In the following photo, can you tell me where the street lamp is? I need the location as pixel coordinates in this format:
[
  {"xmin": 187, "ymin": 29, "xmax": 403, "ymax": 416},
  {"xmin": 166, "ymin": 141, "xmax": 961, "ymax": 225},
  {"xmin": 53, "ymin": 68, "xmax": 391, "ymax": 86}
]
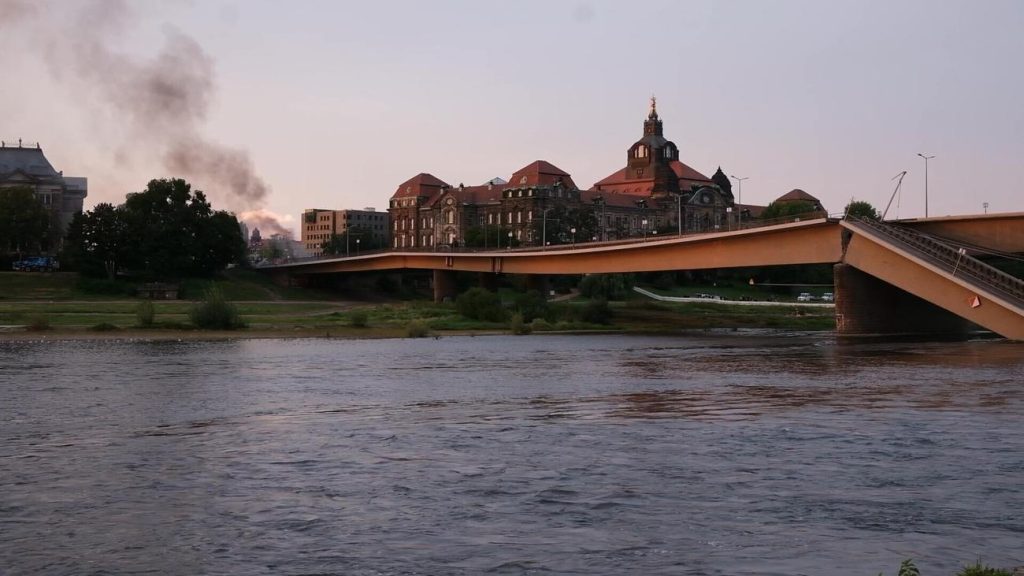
[
  {"xmin": 507, "ymin": 230, "xmax": 513, "ymax": 250},
  {"xmin": 726, "ymin": 206, "xmax": 733, "ymax": 231},
  {"xmin": 983, "ymin": 202, "xmax": 989, "ymax": 214},
  {"xmin": 355, "ymin": 238, "xmax": 360, "ymax": 256},
  {"xmin": 570, "ymin": 227, "xmax": 576, "ymax": 247},
  {"xmin": 730, "ymin": 175, "xmax": 748, "ymax": 229},
  {"xmin": 918, "ymin": 153, "xmax": 934, "ymax": 217},
  {"xmin": 542, "ymin": 207, "xmax": 554, "ymax": 248}
]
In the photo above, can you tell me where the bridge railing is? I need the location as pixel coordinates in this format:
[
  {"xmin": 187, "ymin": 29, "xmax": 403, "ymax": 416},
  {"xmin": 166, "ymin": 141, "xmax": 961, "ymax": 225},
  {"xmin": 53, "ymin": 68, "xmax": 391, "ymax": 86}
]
[{"xmin": 848, "ymin": 218, "xmax": 1024, "ymax": 306}]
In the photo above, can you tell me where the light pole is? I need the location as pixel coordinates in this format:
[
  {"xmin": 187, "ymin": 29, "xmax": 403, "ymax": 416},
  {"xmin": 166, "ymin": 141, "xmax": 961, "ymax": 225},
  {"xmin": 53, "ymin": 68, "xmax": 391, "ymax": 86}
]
[
  {"xmin": 918, "ymin": 153, "xmax": 934, "ymax": 217},
  {"xmin": 355, "ymin": 238, "xmax": 360, "ymax": 256},
  {"xmin": 542, "ymin": 207, "xmax": 553, "ymax": 248},
  {"xmin": 726, "ymin": 206, "xmax": 733, "ymax": 231},
  {"xmin": 641, "ymin": 218, "xmax": 648, "ymax": 241},
  {"xmin": 730, "ymin": 175, "xmax": 748, "ymax": 228},
  {"xmin": 570, "ymin": 227, "xmax": 576, "ymax": 247},
  {"xmin": 983, "ymin": 202, "xmax": 989, "ymax": 214},
  {"xmin": 507, "ymin": 230, "xmax": 513, "ymax": 250},
  {"xmin": 592, "ymin": 196, "xmax": 606, "ymax": 241}
]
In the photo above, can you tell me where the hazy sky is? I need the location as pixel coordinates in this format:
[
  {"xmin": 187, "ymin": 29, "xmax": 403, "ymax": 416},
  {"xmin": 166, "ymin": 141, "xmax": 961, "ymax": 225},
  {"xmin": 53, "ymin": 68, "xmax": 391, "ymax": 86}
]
[{"xmin": 2, "ymin": 0, "xmax": 1022, "ymax": 237}]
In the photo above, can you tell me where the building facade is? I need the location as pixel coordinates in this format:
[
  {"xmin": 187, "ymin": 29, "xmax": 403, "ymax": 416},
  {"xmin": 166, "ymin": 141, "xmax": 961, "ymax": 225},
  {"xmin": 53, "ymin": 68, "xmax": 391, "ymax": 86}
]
[
  {"xmin": 0, "ymin": 141, "xmax": 88, "ymax": 238},
  {"xmin": 301, "ymin": 207, "xmax": 389, "ymax": 257},
  {"xmin": 387, "ymin": 102, "xmax": 740, "ymax": 248}
]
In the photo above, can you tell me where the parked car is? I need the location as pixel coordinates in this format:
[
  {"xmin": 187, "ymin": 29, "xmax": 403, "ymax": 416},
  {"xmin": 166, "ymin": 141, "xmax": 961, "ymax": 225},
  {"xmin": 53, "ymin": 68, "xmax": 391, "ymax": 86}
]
[
  {"xmin": 821, "ymin": 292, "xmax": 835, "ymax": 302},
  {"xmin": 797, "ymin": 292, "xmax": 814, "ymax": 302},
  {"xmin": 12, "ymin": 256, "xmax": 58, "ymax": 272}
]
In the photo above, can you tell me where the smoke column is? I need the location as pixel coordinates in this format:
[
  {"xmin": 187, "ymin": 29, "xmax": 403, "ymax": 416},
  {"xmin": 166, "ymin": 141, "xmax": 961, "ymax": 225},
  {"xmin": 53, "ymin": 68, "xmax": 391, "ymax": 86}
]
[{"xmin": 4, "ymin": 0, "xmax": 292, "ymax": 237}]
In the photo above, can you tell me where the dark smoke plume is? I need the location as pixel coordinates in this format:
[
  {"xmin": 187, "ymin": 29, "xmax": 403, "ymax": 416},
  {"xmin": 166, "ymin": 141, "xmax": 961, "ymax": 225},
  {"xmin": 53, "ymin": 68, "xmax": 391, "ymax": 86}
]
[{"xmin": 14, "ymin": 0, "xmax": 292, "ymax": 236}]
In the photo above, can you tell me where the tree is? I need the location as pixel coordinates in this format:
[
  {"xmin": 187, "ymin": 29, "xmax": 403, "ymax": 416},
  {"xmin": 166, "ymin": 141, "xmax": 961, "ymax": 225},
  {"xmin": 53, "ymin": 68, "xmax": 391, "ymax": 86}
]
[
  {"xmin": 321, "ymin": 225, "xmax": 384, "ymax": 256},
  {"xmin": 844, "ymin": 200, "xmax": 881, "ymax": 221},
  {"xmin": 760, "ymin": 200, "xmax": 818, "ymax": 221},
  {"xmin": 64, "ymin": 178, "xmax": 245, "ymax": 279},
  {"xmin": 62, "ymin": 203, "xmax": 128, "ymax": 280},
  {"xmin": 0, "ymin": 186, "xmax": 50, "ymax": 257}
]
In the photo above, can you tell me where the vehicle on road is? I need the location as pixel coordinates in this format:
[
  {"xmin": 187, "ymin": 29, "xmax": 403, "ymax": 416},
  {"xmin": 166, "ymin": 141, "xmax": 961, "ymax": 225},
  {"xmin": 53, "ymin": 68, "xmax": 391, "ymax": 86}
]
[
  {"xmin": 12, "ymin": 257, "xmax": 58, "ymax": 272},
  {"xmin": 797, "ymin": 292, "xmax": 814, "ymax": 302},
  {"xmin": 821, "ymin": 292, "xmax": 835, "ymax": 302}
]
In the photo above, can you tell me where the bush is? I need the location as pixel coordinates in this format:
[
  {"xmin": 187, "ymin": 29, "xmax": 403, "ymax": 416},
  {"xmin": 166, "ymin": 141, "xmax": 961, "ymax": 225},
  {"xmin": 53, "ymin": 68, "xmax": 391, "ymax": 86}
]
[
  {"xmin": 509, "ymin": 313, "xmax": 531, "ymax": 335},
  {"xmin": 513, "ymin": 290, "xmax": 548, "ymax": 322},
  {"xmin": 456, "ymin": 287, "xmax": 507, "ymax": 322},
  {"xmin": 956, "ymin": 561, "xmax": 1013, "ymax": 576},
  {"xmin": 26, "ymin": 315, "xmax": 51, "ymax": 331},
  {"xmin": 189, "ymin": 287, "xmax": 246, "ymax": 330},
  {"xmin": 350, "ymin": 309, "xmax": 369, "ymax": 328},
  {"xmin": 406, "ymin": 320, "xmax": 430, "ymax": 338},
  {"xmin": 136, "ymin": 300, "xmax": 155, "ymax": 327},
  {"xmin": 578, "ymin": 274, "xmax": 634, "ymax": 301},
  {"xmin": 90, "ymin": 322, "xmax": 120, "ymax": 332},
  {"xmin": 580, "ymin": 298, "xmax": 613, "ymax": 325},
  {"xmin": 531, "ymin": 318, "xmax": 552, "ymax": 332}
]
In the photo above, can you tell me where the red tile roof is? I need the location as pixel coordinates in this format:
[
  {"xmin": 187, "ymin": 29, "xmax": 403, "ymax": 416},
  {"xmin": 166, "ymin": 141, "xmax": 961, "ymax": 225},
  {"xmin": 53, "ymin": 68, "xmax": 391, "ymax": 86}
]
[
  {"xmin": 776, "ymin": 189, "xmax": 819, "ymax": 203},
  {"xmin": 508, "ymin": 160, "xmax": 577, "ymax": 189},
  {"xmin": 669, "ymin": 161, "xmax": 712, "ymax": 184},
  {"xmin": 391, "ymin": 173, "xmax": 450, "ymax": 199}
]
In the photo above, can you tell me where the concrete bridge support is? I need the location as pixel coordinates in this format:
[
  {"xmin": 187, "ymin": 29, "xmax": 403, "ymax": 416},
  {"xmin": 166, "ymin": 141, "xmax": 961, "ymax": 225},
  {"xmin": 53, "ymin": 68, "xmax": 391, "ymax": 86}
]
[
  {"xmin": 833, "ymin": 263, "xmax": 969, "ymax": 338},
  {"xmin": 433, "ymin": 269, "xmax": 458, "ymax": 303}
]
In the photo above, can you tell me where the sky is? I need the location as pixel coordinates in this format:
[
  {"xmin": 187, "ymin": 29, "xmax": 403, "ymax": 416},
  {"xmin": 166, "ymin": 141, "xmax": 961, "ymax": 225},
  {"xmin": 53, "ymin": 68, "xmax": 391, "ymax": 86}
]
[{"xmin": 2, "ymin": 0, "xmax": 1022, "ymax": 238}]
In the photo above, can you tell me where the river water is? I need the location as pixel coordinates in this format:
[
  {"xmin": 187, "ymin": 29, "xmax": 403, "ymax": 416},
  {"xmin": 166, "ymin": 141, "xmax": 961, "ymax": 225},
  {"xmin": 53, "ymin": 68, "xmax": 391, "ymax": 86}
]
[{"xmin": 1, "ymin": 333, "xmax": 1022, "ymax": 575}]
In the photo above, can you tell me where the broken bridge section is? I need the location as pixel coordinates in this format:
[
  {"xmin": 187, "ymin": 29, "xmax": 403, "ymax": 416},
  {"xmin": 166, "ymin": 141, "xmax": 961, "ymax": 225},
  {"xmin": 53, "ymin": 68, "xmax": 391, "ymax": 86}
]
[{"xmin": 839, "ymin": 219, "xmax": 1024, "ymax": 340}]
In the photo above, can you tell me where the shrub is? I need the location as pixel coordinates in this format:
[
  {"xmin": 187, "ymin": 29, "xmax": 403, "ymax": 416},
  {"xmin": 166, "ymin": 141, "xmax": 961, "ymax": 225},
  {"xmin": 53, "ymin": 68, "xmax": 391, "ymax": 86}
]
[
  {"xmin": 455, "ymin": 287, "xmax": 507, "ymax": 322},
  {"xmin": 956, "ymin": 561, "xmax": 1013, "ymax": 576},
  {"xmin": 136, "ymin": 300, "xmax": 155, "ymax": 327},
  {"xmin": 406, "ymin": 320, "xmax": 430, "ymax": 338},
  {"xmin": 26, "ymin": 315, "xmax": 51, "ymax": 331},
  {"xmin": 90, "ymin": 322, "xmax": 120, "ymax": 332},
  {"xmin": 531, "ymin": 318, "xmax": 552, "ymax": 332},
  {"xmin": 350, "ymin": 309, "xmax": 369, "ymax": 328},
  {"xmin": 578, "ymin": 274, "xmax": 634, "ymax": 301},
  {"xmin": 580, "ymin": 298, "xmax": 613, "ymax": 325},
  {"xmin": 189, "ymin": 287, "xmax": 246, "ymax": 330},
  {"xmin": 513, "ymin": 290, "xmax": 549, "ymax": 322},
  {"xmin": 509, "ymin": 313, "xmax": 531, "ymax": 335}
]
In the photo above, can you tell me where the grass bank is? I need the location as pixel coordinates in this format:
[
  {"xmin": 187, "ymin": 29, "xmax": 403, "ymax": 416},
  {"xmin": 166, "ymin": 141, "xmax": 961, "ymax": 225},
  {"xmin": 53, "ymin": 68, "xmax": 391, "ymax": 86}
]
[{"xmin": 0, "ymin": 271, "xmax": 836, "ymax": 339}]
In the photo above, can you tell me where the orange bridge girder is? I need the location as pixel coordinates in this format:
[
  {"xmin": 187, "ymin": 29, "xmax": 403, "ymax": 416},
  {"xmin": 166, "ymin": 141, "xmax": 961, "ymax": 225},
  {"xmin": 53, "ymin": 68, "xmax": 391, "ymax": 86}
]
[{"xmin": 268, "ymin": 218, "xmax": 846, "ymax": 276}]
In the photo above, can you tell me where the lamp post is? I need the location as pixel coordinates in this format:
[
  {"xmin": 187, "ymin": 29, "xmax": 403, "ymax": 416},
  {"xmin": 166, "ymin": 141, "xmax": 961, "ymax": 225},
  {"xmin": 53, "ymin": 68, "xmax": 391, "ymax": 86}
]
[
  {"xmin": 570, "ymin": 227, "xmax": 576, "ymax": 247},
  {"xmin": 635, "ymin": 198, "xmax": 648, "ymax": 239},
  {"xmin": 641, "ymin": 218, "xmax": 648, "ymax": 241},
  {"xmin": 355, "ymin": 238, "xmax": 360, "ymax": 256},
  {"xmin": 542, "ymin": 207, "xmax": 553, "ymax": 248},
  {"xmin": 726, "ymin": 206, "xmax": 733, "ymax": 231},
  {"xmin": 730, "ymin": 175, "xmax": 748, "ymax": 229},
  {"xmin": 918, "ymin": 153, "xmax": 934, "ymax": 217},
  {"xmin": 983, "ymin": 202, "xmax": 989, "ymax": 214},
  {"xmin": 507, "ymin": 230, "xmax": 513, "ymax": 250}
]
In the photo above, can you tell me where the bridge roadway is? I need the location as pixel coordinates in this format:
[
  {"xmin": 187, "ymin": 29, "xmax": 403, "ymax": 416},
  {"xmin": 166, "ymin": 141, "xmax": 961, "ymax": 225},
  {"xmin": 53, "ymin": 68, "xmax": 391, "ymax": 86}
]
[{"xmin": 264, "ymin": 213, "xmax": 1024, "ymax": 340}]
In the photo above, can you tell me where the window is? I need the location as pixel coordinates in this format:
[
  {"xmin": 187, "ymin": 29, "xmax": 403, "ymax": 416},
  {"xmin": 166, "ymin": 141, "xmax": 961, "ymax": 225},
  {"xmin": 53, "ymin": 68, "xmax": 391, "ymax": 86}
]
[
  {"xmin": 528, "ymin": 210, "xmax": 533, "ymax": 221},
  {"xmin": 516, "ymin": 211, "xmax": 522, "ymax": 223},
  {"xmin": 507, "ymin": 211, "xmax": 512, "ymax": 224}
]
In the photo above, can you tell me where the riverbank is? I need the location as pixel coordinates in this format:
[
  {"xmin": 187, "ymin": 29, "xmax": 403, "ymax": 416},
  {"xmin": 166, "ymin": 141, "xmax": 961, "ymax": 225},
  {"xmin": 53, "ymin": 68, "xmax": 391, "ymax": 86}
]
[{"xmin": 0, "ymin": 270, "xmax": 836, "ymax": 340}]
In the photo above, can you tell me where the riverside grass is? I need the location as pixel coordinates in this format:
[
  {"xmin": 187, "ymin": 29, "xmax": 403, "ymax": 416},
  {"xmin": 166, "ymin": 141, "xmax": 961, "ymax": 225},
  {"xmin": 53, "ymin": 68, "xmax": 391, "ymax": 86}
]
[{"xmin": 0, "ymin": 271, "xmax": 836, "ymax": 337}]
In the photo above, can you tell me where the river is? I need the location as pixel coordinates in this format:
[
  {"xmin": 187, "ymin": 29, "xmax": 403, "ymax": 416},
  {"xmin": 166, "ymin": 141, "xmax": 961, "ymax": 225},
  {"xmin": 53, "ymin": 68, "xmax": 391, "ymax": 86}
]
[{"xmin": 1, "ymin": 333, "xmax": 1022, "ymax": 575}]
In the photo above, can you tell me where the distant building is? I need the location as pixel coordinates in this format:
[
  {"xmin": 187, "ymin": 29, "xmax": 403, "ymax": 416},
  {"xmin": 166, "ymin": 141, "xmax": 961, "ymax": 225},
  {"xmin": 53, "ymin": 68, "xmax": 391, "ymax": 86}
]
[
  {"xmin": 387, "ymin": 100, "xmax": 738, "ymax": 247},
  {"xmin": 0, "ymin": 141, "xmax": 88, "ymax": 237},
  {"xmin": 301, "ymin": 207, "xmax": 389, "ymax": 257}
]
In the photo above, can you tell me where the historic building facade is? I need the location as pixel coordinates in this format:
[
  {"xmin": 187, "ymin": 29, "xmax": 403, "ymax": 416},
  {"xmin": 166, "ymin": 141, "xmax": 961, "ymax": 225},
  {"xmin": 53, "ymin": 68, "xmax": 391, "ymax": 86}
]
[
  {"xmin": 301, "ymin": 207, "xmax": 389, "ymax": 257},
  {"xmin": 387, "ymin": 101, "xmax": 741, "ymax": 249},
  {"xmin": 0, "ymin": 141, "xmax": 88, "ymax": 236}
]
